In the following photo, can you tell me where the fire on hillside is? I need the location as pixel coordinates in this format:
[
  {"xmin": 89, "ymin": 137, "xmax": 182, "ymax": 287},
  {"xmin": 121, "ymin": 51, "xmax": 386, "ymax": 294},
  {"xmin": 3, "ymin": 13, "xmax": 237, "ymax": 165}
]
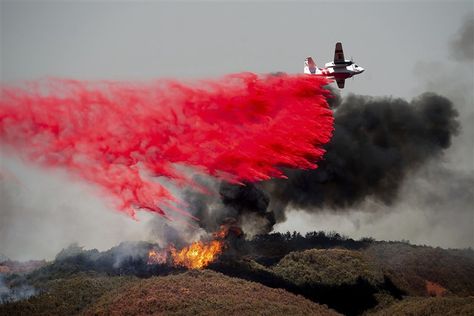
[{"xmin": 147, "ymin": 224, "xmax": 242, "ymax": 269}]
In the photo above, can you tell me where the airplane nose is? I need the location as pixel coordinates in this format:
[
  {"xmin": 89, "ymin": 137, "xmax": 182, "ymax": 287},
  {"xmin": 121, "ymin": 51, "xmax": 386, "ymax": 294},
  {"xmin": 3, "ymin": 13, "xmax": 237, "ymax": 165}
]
[{"xmin": 359, "ymin": 67, "xmax": 365, "ymax": 73}]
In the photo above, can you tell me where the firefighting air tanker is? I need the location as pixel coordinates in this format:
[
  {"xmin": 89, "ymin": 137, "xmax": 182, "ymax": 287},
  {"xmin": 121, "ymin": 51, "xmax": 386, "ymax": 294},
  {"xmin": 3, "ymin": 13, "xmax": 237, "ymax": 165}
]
[{"xmin": 304, "ymin": 42, "xmax": 364, "ymax": 88}]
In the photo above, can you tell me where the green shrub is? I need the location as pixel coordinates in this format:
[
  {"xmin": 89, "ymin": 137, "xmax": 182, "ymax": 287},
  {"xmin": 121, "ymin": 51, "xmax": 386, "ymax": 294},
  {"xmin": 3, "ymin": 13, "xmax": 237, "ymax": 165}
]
[{"xmin": 273, "ymin": 248, "xmax": 384, "ymax": 286}]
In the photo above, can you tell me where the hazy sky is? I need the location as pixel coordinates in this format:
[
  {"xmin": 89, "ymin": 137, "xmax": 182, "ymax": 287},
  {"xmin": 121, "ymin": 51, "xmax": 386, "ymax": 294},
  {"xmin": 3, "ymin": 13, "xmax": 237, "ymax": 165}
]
[
  {"xmin": 1, "ymin": 1, "xmax": 473, "ymax": 260},
  {"xmin": 1, "ymin": 1, "xmax": 472, "ymax": 97}
]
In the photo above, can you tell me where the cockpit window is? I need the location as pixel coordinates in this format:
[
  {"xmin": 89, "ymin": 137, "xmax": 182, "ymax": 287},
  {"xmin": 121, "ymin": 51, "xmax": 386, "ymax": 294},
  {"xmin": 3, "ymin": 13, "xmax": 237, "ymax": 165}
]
[{"xmin": 355, "ymin": 64, "xmax": 358, "ymax": 67}]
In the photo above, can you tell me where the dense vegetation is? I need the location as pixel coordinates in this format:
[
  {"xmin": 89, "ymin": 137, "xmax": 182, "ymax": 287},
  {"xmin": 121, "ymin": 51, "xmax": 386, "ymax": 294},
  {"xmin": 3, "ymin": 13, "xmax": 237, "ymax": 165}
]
[
  {"xmin": 274, "ymin": 249, "xmax": 383, "ymax": 286},
  {"xmin": 241, "ymin": 231, "xmax": 373, "ymax": 265},
  {"xmin": 268, "ymin": 249, "xmax": 403, "ymax": 315}
]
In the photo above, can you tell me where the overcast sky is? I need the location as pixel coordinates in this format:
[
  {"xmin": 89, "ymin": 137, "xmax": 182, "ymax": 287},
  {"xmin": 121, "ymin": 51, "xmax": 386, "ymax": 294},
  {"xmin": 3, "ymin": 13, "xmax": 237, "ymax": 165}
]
[
  {"xmin": 1, "ymin": 1, "xmax": 473, "ymax": 260},
  {"xmin": 1, "ymin": 1, "xmax": 472, "ymax": 97}
]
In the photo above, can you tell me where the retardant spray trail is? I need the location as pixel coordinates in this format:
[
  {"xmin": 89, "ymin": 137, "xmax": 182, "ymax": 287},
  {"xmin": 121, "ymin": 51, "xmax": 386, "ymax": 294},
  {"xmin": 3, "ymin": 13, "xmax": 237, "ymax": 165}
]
[{"xmin": 0, "ymin": 73, "xmax": 333, "ymax": 219}]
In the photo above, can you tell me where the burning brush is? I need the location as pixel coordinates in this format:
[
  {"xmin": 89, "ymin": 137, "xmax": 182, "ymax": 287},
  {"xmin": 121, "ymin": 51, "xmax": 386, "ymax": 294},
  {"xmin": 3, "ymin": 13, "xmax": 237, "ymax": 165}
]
[{"xmin": 148, "ymin": 222, "xmax": 242, "ymax": 269}]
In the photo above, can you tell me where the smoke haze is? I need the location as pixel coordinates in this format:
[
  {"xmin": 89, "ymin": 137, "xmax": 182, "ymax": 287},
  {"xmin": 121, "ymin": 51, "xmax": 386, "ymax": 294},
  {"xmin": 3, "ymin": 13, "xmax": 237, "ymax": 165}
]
[
  {"xmin": 451, "ymin": 16, "xmax": 474, "ymax": 62},
  {"xmin": 0, "ymin": 274, "xmax": 36, "ymax": 304},
  {"xmin": 0, "ymin": 155, "xmax": 154, "ymax": 261}
]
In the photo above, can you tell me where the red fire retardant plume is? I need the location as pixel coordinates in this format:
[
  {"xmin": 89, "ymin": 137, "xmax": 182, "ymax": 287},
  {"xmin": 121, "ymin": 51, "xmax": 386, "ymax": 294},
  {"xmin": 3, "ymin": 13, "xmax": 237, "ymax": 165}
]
[{"xmin": 0, "ymin": 73, "xmax": 333, "ymax": 219}]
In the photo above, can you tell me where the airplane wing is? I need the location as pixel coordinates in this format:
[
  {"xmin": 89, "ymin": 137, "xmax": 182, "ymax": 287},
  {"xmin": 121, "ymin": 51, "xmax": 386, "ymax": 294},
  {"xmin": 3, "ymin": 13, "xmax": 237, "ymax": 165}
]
[
  {"xmin": 334, "ymin": 42, "xmax": 345, "ymax": 64},
  {"xmin": 336, "ymin": 79, "xmax": 345, "ymax": 89}
]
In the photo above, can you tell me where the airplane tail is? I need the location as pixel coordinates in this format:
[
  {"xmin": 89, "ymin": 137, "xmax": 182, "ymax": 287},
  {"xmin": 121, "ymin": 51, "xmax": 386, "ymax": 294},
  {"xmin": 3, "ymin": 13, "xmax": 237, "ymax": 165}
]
[{"xmin": 304, "ymin": 57, "xmax": 317, "ymax": 74}]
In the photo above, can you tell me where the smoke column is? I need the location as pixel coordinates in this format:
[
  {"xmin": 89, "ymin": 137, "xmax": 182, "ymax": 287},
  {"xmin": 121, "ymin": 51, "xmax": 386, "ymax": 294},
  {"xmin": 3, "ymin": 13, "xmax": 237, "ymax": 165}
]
[
  {"xmin": 267, "ymin": 92, "xmax": 460, "ymax": 217},
  {"xmin": 0, "ymin": 73, "xmax": 333, "ymax": 219},
  {"xmin": 183, "ymin": 90, "xmax": 460, "ymax": 235}
]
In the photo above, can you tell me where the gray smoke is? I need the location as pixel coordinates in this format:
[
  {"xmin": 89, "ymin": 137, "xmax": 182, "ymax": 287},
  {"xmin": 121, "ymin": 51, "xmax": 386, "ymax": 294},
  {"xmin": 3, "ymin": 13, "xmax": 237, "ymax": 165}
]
[
  {"xmin": 0, "ymin": 274, "xmax": 37, "ymax": 304},
  {"xmin": 450, "ymin": 15, "xmax": 474, "ymax": 61},
  {"xmin": 180, "ymin": 178, "xmax": 274, "ymax": 236}
]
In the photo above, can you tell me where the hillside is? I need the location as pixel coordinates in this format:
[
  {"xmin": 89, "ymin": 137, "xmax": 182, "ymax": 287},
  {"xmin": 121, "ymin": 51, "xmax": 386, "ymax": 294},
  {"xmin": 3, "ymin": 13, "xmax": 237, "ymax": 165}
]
[
  {"xmin": 0, "ymin": 275, "xmax": 135, "ymax": 315},
  {"xmin": 0, "ymin": 270, "xmax": 339, "ymax": 316},
  {"xmin": 1, "ymin": 233, "xmax": 473, "ymax": 315},
  {"xmin": 268, "ymin": 249, "xmax": 402, "ymax": 315},
  {"xmin": 369, "ymin": 296, "xmax": 474, "ymax": 316},
  {"xmin": 85, "ymin": 270, "xmax": 340, "ymax": 316},
  {"xmin": 363, "ymin": 242, "xmax": 474, "ymax": 296}
]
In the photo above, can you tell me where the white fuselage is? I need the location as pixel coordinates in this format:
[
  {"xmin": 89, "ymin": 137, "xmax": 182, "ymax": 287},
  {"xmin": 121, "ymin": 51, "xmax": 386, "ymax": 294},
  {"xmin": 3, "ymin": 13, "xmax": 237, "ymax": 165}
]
[
  {"xmin": 304, "ymin": 60, "xmax": 364, "ymax": 79},
  {"xmin": 304, "ymin": 42, "xmax": 364, "ymax": 88}
]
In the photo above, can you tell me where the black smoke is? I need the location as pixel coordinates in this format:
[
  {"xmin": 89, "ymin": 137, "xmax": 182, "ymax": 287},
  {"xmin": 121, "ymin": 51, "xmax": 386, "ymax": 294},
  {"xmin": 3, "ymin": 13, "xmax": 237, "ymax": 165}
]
[
  {"xmin": 266, "ymin": 92, "xmax": 459, "ymax": 219},
  {"xmin": 182, "ymin": 180, "xmax": 274, "ymax": 234},
  {"xmin": 185, "ymin": 91, "xmax": 460, "ymax": 234}
]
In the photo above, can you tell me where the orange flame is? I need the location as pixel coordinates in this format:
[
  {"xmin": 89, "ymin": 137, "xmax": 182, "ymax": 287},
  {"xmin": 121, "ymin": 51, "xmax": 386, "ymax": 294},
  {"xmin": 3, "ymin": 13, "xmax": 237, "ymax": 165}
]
[
  {"xmin": 170, "ymin": 239, "xmax": 224, "ymax": 269},
  {"xmin": 147, "ymin": 248, "xmax": 168, "ymax": 265},
  {"xmin": 147, "ymin": 225, "xmax": 229, "ymax": 269}
]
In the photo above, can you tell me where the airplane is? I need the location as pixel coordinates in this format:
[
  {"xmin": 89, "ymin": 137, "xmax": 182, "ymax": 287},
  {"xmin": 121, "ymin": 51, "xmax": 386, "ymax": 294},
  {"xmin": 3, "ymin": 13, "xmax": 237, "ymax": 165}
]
[{"xmin": 304, "ymin": 42, "xmax": 364, "ymax": 89}]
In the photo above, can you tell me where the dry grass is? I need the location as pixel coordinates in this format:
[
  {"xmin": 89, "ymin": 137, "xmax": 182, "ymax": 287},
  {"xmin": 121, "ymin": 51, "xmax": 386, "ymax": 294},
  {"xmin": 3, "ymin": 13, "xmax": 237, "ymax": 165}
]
[
  {"xmin": 84, "ymin": 270, "xmax": 340, "ymax": 316},
  {"xmin": 0, "ymin": 275, "xmax": 135, "ymax": 315}
]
